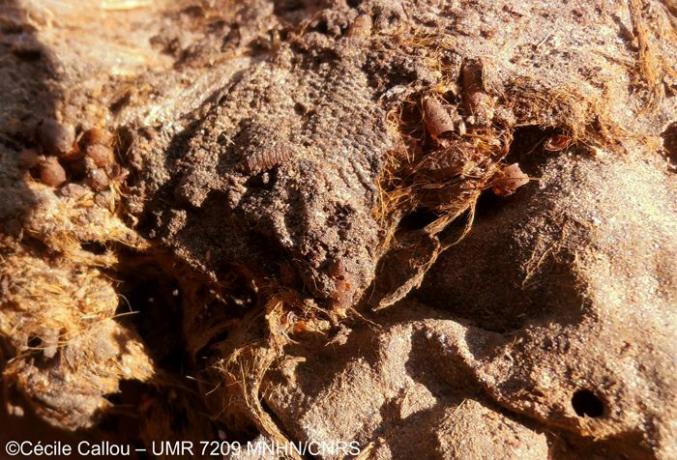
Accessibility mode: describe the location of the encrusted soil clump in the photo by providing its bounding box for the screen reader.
[0,0,675,458]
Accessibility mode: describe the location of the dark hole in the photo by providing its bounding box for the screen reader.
[61,157,86,181]
[28,165,41,180]
[437,208,475,243]
[273,0,305,14]
[399,208,438,231]
[474,188,511,219]
[294,102,307,115]
[109,91,131,114]
[207,19,226,33]
[118,267,185,373]
[21,235,51,256]
[314,19,330,35]
[572,389,605,417]
[114,126,135,160]
[12,48,42,61]
[81,241,107,255]
[661,121,676,165]
[216,132,229,146]
[27,335,42,348]
[1,24,25,34]
[347,0,362,7]
[197,328,230,362]
[181,5,204,17]
[105,379,146,406]
[471,125,561,221]
[99,380,149,435]
[441,90,460,105]
[245,168,278,190]
[170,408,189,432]
[104,392,124,406]
[505,125,557,164]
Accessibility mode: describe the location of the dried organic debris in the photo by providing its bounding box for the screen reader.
[491,163,530,197]
[422,96,456,141]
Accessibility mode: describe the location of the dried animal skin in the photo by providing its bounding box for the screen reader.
[544,134,573,152]
[153,56,390,307]
[233,119,295,174]
[422,96,456,140]
[416,146,471,177]
[240,143,294,175]
[491,163,530,196]
[461,59,495,125]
